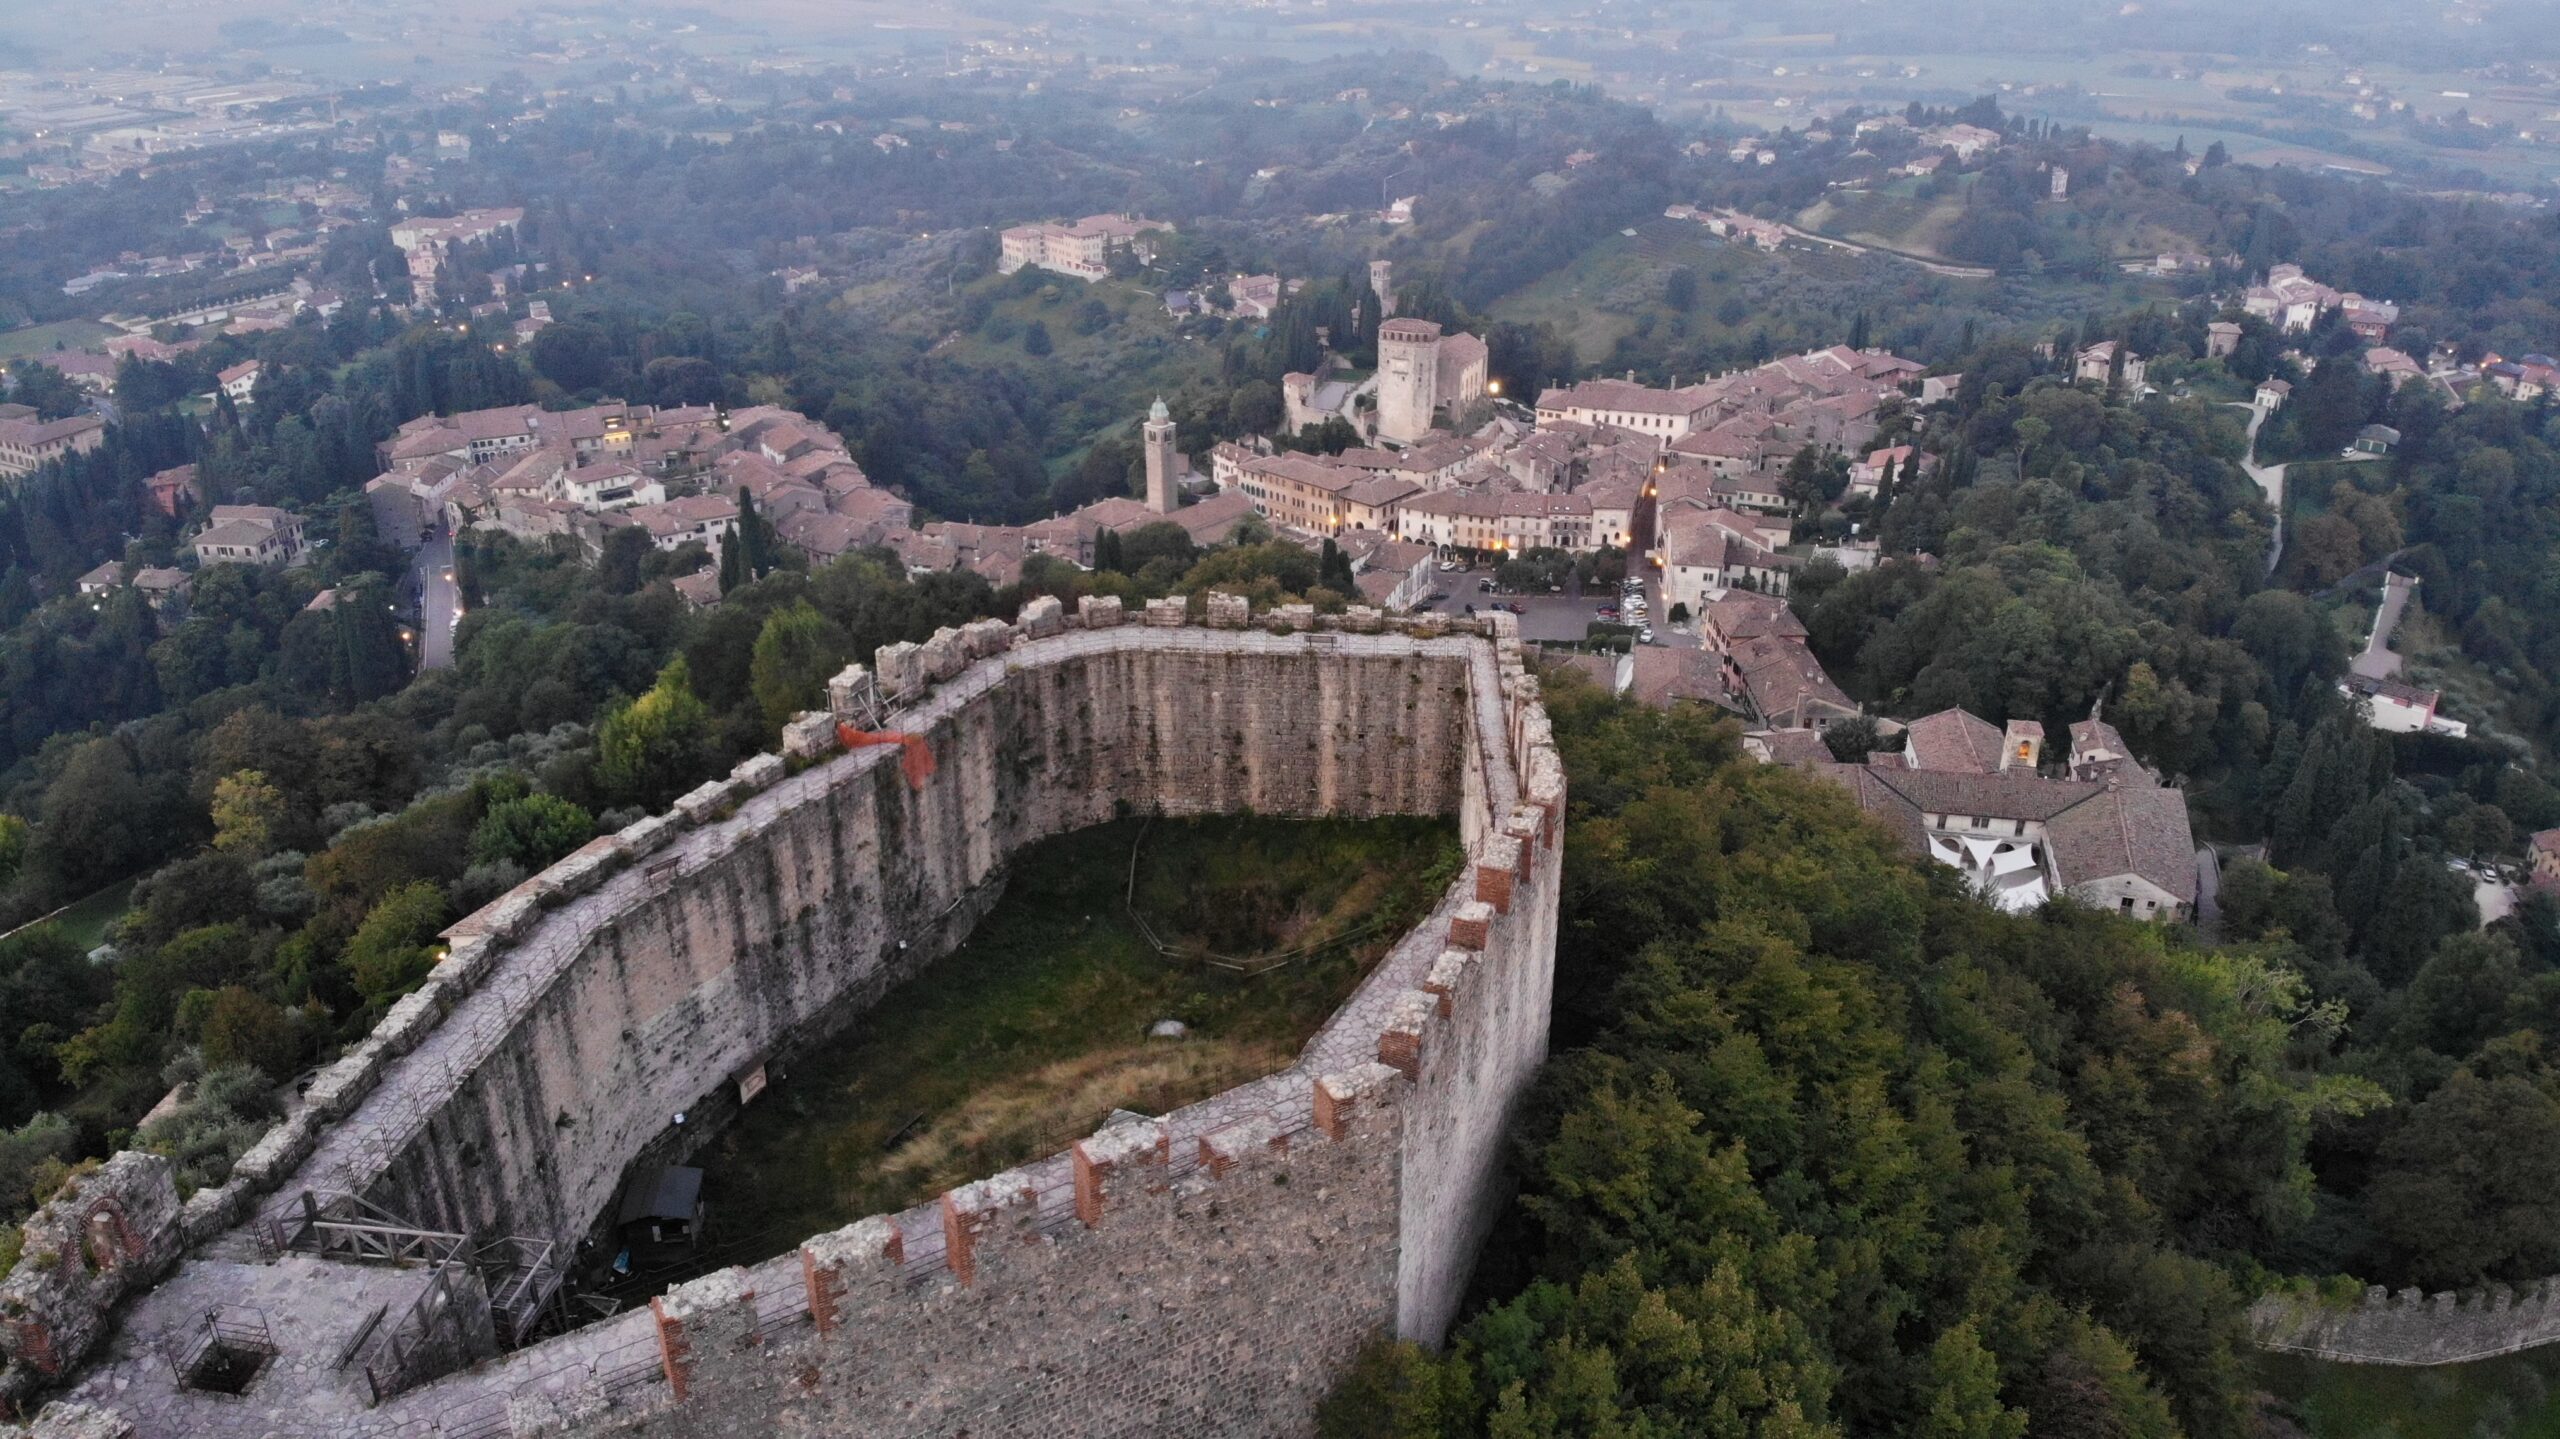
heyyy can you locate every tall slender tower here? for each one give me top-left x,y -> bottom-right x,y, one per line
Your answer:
1369,259 -> 1397,319
1143,397 -> 1179,513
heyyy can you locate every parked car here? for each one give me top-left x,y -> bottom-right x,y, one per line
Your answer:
1637,626 -> 1655,643
1504,602 -> 1527,615
1477,578 -> 1493,591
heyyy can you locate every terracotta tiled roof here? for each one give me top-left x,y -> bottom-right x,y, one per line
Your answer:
1902,708 -> 2005,773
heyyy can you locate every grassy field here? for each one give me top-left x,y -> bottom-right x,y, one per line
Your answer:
0,319 -> 117,362
671,814 -> 1461,1270
2260,1350 -> 2560,1437
1796,180 -> 1970,261
1488,219 -> 1758,366
0,877 -> 137,954
50,879 -> 135,952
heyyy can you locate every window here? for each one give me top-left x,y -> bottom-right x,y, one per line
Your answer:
2120,897 -> 2134,913
2014,819 -> 2027,836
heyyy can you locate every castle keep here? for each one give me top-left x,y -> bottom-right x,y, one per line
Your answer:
9,596 -> 1565,1439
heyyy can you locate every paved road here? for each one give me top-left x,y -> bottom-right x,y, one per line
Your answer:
2234,403 -> 2287,577
2352,571 -> 2415,681
1774,222 -> 1999,279
415,529 -> 458,670
2193,846 -> 2223,938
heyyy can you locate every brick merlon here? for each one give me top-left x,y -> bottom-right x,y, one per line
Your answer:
802,1214 -> 902,1271
1526,745 -> 1566,808
1377,990 -> 1438,1078
657,1265 -> 755,1323
1199,1115 -> 1281,1176
1446,900 -> 1495,950
1313,1061 -> 1404,1139
1078,1117 -> 1166,1170
1423,949 -> 1478,1017
1503,808 -> 1542,863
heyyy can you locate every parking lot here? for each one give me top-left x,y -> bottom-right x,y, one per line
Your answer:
1412,566 -> 1698,649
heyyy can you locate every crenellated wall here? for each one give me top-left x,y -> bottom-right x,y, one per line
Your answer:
2252,1280 -> 2560,1366
15,595 -> 1564,1439
340,619 -> 1479,1249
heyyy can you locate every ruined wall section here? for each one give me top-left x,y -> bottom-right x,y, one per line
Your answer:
0,1155 -> 183,1405
336,625 -> 1478,1246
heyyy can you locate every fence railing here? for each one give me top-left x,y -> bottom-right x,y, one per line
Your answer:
476,1234 -> 565,1347
362,1260 -> 478,1405
159,1304 -> 277,1397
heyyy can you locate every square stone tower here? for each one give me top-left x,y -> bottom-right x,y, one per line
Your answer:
1369,259 -> 1397,318
1377,318 -> 1443,445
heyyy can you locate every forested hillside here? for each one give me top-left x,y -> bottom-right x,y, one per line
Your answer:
1324,670 -> 2355,1438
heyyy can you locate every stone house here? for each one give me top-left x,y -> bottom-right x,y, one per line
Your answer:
190,504 -> 307,568
1775,706 -> 2198,920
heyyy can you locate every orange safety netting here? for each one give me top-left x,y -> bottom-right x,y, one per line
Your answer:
836,722 -> 937,790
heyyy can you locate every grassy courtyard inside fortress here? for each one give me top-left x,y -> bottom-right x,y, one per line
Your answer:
638,814 -> 1462,1281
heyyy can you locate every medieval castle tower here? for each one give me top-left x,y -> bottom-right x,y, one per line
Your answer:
1376,318 -> 1444,445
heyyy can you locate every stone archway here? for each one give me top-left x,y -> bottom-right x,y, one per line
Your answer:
78,1200 -> 135,1275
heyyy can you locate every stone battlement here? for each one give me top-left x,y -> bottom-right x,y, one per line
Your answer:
18,594 -> 1563,1439
2251,1279 -> 2560,1366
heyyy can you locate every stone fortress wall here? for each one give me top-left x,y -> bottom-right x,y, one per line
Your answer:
12,593 -> 1566,1439
2251,1281 -> 2560,1366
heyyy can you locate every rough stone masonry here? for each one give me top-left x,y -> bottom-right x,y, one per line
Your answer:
13,596 -> 1564,1439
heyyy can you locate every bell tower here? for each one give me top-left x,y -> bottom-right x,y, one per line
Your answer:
1143,398 -> 1179,513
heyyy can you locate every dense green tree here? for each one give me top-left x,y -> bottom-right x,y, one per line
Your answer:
749,600 -> 848,730
198,987 -> 304,1080
469,792 -> 595,872
596,656 -> 713,808
529,320 -> 616,392
0,815 -> 25,887
4,362 -> 87,421
343,880 -> 450,1008
2367,1072 -> 2560,1286
36,737 -> 163,890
